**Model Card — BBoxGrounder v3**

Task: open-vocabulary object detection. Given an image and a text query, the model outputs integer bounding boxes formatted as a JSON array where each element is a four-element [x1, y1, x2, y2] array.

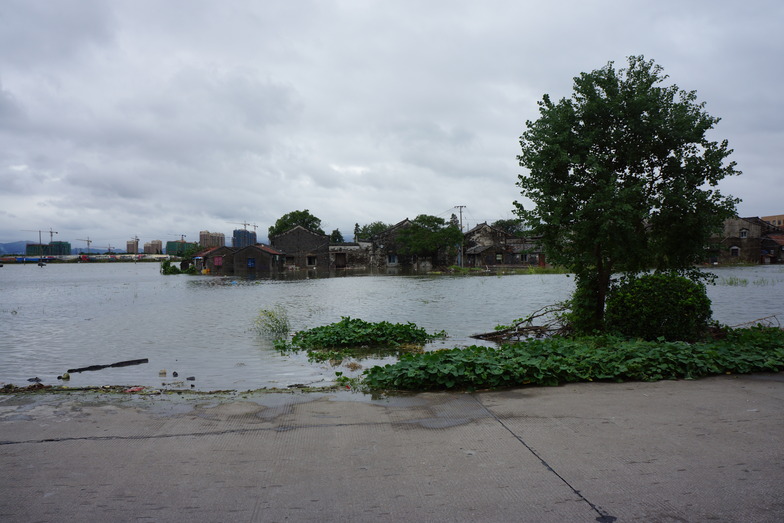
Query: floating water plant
[[362, 326, 784, 391], [275, 316, 446, 362]]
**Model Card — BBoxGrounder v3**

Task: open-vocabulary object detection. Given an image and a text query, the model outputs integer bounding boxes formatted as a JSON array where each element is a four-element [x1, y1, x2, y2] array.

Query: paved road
[[2, 373, 783, 522]]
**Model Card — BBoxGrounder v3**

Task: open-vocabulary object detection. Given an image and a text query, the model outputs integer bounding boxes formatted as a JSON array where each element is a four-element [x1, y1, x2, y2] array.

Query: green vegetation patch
[[362, 326, 784, 391], [275, 317, 447, 362]]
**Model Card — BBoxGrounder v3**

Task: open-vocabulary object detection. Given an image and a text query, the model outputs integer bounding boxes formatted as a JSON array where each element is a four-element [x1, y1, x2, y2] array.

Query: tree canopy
[[515, 56, 740, 333], [355, 221, 392, 240], [396, 214, 463, 262], [268, 209, 326, 238], [491, 218, 527, 237], [330, 228, 344, 243]]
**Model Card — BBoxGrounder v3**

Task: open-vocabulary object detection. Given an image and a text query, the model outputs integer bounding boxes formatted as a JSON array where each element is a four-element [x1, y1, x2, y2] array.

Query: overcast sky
[[2, 0, 782, 248]]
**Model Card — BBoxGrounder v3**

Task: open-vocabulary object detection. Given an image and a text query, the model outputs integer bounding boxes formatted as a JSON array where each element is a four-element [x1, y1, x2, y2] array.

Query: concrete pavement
[[1, 373, 783, 522]]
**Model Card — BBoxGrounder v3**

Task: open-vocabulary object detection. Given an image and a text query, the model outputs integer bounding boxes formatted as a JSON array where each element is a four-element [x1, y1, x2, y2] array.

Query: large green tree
[[355, 221, 392, 240], [491, 218, 526, 237], [515, 56, 739, 333], [330, 228, 344, 243], [268, 209, 326, 238], [397, 214, 463, 263]]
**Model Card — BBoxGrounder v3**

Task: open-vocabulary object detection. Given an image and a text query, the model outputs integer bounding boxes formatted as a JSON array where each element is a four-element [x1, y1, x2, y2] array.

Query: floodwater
[[1, 262, 782, 390]]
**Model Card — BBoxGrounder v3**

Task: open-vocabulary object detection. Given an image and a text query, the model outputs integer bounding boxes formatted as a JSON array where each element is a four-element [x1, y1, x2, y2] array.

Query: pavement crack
[[471, 394, 616, 523], [0, 421, 388, 446]]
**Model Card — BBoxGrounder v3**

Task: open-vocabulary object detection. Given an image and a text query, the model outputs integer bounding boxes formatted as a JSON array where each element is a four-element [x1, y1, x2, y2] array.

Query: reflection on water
[[1, 263, 782, 390]]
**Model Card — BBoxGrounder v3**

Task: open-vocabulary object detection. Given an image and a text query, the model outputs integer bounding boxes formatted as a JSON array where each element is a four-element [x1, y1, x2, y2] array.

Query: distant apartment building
[[200, 230, 226, 248], [144, 240, 163, 254], [127, 239, 139, 254], [762, 214, 784, 227], [25, 241, 72, 256], [25, 244, 46, 256], [232, 229, 257, 249], [48, 241, 72, 256], [165, 240, 197, 256]]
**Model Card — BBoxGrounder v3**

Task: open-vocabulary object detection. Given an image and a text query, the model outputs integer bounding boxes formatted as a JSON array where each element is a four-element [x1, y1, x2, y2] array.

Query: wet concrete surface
[[1, 374, 783, 522]]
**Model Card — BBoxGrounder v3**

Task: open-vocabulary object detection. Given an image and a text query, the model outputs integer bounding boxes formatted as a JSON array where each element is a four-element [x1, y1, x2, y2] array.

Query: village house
[[711, 216, 784, 264], [270, 226, 330, 270], [369, 219, 413, 271], [232, 244, 284, 276], [329, 241, 371, 270], [196, 246, 236, 275], [368, 219, 458, 272], [463, 222, 545, 268]]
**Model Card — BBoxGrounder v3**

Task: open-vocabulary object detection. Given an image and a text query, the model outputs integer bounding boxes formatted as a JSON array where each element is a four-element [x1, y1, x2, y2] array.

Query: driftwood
[[473, 310, 782, 344], [67, 358, 149, 373], [730, 315, 781, 329], [471, 304, 569, 343]]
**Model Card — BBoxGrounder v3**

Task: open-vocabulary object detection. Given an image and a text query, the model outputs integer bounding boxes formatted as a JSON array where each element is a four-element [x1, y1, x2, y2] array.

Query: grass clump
[[255, 305, 290, 339], [362, 326, 784, 391], [275, 316, 446, 362]]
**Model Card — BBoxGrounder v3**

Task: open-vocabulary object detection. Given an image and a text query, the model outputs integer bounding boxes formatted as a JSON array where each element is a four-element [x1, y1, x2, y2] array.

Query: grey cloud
[[1, 0, 782, 246], [0, 0, 115, 69]]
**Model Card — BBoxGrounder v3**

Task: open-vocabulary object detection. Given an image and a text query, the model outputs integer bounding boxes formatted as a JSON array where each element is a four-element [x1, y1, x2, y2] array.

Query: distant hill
[[0, 241, 31, 255]]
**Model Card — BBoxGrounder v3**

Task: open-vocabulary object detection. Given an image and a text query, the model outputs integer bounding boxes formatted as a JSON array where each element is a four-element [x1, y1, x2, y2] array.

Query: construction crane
[[76, 237, 93, 254], [228, 221, 251, 230], [22, 229, 44, 244]]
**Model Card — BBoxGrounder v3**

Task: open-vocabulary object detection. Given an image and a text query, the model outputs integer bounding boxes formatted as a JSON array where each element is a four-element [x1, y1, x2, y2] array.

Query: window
[[387, 254, 398, 264], [740, 229, 748, 239], [247, 257, 256, 268], [495, 254, 503, 262], [730, 247, 740, 257], [214, 256, 223, 267], [307, 256, 317, 266]]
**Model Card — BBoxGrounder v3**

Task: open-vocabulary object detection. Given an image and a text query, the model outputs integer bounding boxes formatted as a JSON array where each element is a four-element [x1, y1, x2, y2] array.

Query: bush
[[604, 273, 712, 342]]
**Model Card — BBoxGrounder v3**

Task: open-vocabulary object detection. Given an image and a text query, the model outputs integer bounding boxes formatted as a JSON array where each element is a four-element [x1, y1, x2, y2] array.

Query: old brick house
[[329, 242, 371, 269], [197, 246, 236, 275], [233, 244, 284, 276], [463, 223, 545, 267], [712, 217, 784, 264], [270, 226, 330, 270]]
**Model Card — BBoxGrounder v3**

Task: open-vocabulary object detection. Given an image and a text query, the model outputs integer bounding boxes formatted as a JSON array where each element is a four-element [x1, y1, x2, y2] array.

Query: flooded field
[[1, 263, 782, 390]]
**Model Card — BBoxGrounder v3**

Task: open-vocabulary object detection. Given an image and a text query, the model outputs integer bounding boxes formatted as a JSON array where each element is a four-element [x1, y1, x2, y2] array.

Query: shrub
[[604, 273, 712, 342]]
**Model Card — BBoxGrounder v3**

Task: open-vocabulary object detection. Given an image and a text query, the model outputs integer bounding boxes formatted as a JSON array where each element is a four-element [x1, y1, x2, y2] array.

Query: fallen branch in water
[[730, 315, 781, 329], [471, 303, 570, 342], [67, 358, 149, 373]]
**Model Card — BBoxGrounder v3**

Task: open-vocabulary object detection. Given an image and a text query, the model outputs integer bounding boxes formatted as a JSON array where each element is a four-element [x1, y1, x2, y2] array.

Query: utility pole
[[455, 205, 466, 267]]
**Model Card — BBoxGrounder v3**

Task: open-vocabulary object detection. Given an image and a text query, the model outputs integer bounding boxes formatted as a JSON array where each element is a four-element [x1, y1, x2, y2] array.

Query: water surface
[[1, 263, 781, 390]]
